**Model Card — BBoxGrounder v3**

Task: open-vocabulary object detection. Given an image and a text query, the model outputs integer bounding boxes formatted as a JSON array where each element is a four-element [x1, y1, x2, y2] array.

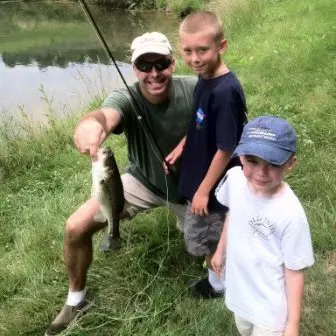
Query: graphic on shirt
[[249, 216, 275, 240], [195, 107, 206, 129]]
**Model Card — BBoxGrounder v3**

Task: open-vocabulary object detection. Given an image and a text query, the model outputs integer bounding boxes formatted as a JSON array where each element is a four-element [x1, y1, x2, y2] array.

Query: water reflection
[[0, 2, 179, 123], [0, 56, 135, 123]]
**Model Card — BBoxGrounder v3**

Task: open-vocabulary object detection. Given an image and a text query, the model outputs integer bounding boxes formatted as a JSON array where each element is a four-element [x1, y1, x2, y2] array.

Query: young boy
[[212, 116, 314, 335], [166, 11, 247, 298]]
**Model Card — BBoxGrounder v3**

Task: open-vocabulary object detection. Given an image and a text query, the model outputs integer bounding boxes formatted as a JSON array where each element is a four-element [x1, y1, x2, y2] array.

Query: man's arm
[[284, 267, 305, 336], [73, 107, 122, 160], [192, 149, 231, 216]]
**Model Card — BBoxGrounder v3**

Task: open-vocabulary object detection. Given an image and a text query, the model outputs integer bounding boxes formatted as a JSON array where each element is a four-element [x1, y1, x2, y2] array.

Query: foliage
[[158, 0, 207, 14], [1, 0, 335, 335]]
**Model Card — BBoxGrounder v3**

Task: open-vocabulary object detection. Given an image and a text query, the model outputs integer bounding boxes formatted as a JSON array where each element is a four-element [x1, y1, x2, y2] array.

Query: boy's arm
[[163, 136, 187, 174], [284, 267, 305, 336], [192, 149, 231, 216], [211, 213, 229, 276]]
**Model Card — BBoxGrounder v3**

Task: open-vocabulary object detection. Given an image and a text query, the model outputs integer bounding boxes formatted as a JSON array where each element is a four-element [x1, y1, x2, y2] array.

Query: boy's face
[[179, 30, 226, 79], [240, 155, 296, 196], [133, 53, 175, 103]]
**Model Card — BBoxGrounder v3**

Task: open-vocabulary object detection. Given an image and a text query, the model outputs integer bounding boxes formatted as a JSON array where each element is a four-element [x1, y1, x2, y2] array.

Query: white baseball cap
[[131, 32, 172, 62]]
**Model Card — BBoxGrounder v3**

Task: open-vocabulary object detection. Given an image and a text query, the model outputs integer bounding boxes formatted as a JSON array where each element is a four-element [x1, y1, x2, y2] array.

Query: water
[[0, 2, 179, 123]]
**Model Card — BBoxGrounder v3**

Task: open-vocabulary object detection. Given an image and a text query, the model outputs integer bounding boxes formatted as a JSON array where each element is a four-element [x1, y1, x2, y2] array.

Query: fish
[[91, 147, 125, 251]]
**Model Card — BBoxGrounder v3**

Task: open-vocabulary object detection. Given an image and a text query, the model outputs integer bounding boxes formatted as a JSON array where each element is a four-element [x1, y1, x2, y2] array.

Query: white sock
[[66, 288, 87, 306], [208, 269, 225, 292]]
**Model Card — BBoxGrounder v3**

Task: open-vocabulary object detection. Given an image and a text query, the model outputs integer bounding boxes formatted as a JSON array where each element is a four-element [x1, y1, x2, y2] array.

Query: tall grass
[[0, 0, 335, 335]]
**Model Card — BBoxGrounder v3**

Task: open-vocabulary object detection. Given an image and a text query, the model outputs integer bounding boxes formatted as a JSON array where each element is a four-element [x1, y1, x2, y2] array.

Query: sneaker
[[190, 277, 224, 299], [44, 298, 92, 335]]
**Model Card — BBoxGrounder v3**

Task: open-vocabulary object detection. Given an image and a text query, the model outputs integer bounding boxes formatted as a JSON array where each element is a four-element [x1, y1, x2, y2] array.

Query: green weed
[[0, 0, 335, 335]]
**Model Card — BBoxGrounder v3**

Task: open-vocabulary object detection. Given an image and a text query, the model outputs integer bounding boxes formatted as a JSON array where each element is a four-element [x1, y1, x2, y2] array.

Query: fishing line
[[78, 0, 177, 180], [79, 0, 179, 298]]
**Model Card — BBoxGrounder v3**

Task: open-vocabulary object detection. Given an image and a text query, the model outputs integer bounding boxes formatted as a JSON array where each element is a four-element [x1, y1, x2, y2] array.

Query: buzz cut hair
[[179, 11, 224, 43]]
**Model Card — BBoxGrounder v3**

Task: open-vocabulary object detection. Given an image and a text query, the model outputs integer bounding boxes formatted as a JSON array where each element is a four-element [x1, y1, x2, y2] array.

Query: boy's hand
[[284, 322, 300, 336], [163, 136, 186, 174], [163, 150, 178, 174], [211, 250, 224, 277], [191, 191, 209, 216]]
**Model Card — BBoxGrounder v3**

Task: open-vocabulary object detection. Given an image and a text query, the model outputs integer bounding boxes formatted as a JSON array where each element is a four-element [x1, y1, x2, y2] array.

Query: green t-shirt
[[102, 76, 197, 203]]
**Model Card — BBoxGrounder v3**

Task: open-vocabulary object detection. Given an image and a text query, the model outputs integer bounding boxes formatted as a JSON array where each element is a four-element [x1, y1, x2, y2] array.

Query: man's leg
[[65, 197, 106, 291], [46, 173, 174, 335], [45, 197, 106, 336], [167, 202, 186, 232]]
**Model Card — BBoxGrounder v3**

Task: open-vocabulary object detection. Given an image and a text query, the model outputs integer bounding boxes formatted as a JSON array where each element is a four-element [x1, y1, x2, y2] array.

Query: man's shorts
[[184, 201, 226, 256], [94, 173, 186, 230]]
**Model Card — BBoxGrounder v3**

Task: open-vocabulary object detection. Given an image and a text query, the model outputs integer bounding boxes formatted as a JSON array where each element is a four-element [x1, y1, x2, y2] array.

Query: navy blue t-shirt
[[179, 71, 247, 211]]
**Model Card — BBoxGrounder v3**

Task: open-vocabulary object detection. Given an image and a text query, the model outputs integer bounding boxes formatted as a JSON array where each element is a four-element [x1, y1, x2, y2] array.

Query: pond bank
[[0, 0, 335, 335]]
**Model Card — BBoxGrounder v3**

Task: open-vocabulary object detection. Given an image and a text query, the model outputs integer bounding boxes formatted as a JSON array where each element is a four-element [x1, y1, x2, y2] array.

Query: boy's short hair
[[179, 11, 224, 43], [233, 116, 297, 165]]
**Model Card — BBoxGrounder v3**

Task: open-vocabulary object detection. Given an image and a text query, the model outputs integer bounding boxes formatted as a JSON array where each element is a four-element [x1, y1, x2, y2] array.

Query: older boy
[[166, 11, 247, 298], [212, 116, 314, 336]]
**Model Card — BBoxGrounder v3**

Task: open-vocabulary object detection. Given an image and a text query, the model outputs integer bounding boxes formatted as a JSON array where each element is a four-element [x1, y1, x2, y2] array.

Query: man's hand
[[191, 191, 209, 216], [73, 118, 107, 161]]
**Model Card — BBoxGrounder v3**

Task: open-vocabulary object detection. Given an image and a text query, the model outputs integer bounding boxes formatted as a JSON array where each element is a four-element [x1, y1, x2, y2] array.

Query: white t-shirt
[[215, 167, 314, 331]]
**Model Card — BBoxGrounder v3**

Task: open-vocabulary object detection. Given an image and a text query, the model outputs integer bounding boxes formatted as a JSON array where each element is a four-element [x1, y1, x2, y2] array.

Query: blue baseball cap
[[233, 116, 297, 165]]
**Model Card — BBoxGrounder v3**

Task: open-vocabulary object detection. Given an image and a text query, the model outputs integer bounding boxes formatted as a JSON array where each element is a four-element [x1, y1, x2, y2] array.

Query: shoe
[[190, 277, 224, 299], [44, 298, 92, 335]]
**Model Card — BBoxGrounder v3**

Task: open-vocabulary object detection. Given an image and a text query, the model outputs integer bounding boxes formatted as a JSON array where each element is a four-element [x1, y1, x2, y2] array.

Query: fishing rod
[[78, 0, 177, 179]]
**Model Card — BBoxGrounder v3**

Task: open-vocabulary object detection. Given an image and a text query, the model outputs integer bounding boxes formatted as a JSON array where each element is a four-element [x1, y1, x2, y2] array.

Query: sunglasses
[[134, 58, 172, 73]]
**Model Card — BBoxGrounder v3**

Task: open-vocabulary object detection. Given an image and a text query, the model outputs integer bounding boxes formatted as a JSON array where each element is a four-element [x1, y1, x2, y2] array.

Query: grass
[[1, 0, 335, 335]]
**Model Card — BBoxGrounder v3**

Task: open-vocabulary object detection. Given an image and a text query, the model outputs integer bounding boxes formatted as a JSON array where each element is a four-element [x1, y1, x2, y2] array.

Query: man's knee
[[119, 200, 144, 220], [65, 199, 105, 242], [65, 215, 88, 243]]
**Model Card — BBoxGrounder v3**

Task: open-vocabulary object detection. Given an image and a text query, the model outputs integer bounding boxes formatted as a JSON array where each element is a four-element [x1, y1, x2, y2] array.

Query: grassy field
[[0, 0, 335, 335]]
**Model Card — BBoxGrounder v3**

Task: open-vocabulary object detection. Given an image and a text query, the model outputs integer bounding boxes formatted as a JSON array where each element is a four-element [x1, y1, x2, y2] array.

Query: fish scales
[[91, 147, 125, 251]]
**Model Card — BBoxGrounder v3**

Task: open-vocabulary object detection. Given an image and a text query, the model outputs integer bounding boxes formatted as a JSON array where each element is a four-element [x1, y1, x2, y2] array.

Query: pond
[[0, 2, 179, 124]]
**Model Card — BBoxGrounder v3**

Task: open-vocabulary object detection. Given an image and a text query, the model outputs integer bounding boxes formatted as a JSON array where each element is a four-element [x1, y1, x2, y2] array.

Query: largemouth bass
[[91, 147, 125, 251]]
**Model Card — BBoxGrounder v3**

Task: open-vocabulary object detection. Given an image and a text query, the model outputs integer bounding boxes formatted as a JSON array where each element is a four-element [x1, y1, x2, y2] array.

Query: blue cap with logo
[[233, 116, 297, 165]]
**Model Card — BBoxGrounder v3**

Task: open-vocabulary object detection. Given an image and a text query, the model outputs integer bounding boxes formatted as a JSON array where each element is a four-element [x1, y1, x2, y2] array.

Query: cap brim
[[132, 45, 171, 62], [233, 142, 293, 165]]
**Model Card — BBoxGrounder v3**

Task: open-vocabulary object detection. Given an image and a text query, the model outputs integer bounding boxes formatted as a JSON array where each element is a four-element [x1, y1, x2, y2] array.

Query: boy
[[212, 116, 314, 335], [166, 11, 247, 298]]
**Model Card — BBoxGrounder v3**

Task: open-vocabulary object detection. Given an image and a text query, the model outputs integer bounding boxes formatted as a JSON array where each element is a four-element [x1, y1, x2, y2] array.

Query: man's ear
[[171, 58, 176, 72]]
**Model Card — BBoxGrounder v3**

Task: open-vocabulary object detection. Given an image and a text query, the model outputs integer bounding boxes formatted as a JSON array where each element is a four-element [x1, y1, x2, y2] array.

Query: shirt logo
[[249, 216, 275, 240], [196, 107, 206, 129]]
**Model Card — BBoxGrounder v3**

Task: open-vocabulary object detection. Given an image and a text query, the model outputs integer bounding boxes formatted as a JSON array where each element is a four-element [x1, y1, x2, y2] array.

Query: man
[[45, 32, 196, 336]]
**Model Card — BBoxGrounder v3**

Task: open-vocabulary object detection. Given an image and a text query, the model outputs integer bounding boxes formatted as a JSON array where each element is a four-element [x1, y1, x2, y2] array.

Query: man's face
[[133, 53, 175, 103], [179, 30, 226, 79]]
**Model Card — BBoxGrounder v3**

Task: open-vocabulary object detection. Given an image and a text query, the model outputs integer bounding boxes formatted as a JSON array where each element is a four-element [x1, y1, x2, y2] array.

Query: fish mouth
[[101, 147, 113, 155]]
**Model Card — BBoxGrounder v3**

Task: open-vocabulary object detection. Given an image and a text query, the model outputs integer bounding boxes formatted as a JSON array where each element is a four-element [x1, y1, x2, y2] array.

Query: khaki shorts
[[94, 173, 186, 229], [184, 201, 226, 256], [234, 315, 284, 336]]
